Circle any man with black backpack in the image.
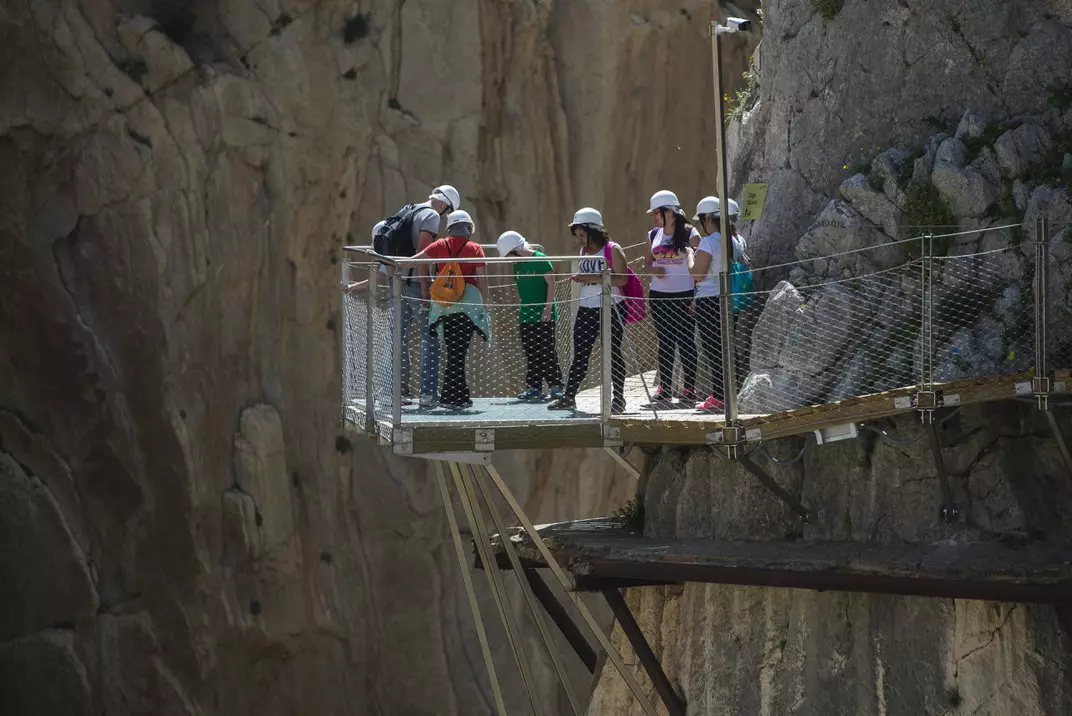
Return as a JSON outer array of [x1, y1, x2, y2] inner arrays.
[[372, 184, 460, 406]]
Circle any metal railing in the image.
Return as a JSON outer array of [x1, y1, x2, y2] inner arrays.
[[341, 218, 1069, 441]]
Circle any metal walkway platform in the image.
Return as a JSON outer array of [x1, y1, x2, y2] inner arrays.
[[344, 371, 1068, 454]]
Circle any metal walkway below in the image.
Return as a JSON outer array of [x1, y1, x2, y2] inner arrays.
[[487, 518, 1072, 605]]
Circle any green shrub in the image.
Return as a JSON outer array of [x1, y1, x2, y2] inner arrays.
[[727, 60, 759, 123]]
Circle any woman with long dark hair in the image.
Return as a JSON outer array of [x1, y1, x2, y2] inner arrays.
[[548, 208, 628, 413], [644, 189, 700, 404], [690, 196, 746, 412]]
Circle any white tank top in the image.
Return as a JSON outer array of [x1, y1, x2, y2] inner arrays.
[[649, 227, 699, 293], [577, 245, 623, 309]]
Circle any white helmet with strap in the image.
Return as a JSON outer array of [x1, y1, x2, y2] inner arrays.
[[647, 189, 681, 214], [430, 185, 461, 212], [568, 207, 604, 230], [692, 196, 741, 220], [446, 209, 474, 235]]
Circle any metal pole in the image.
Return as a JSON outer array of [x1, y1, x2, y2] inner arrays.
[[431, 462, 508, 716], [341, 259, 351, 419], [365, 263, 377, 433], [601, 266, 613, 422], [450, 463, 545, 716], [602, 589, 687, 716], [471, 467, 583, 716], [391, 274, 403, 428], [523, 569, 598, 673], [1036, 216, 1050, 408], [712, 21, 739, 423], [482, 463, 661, 716]]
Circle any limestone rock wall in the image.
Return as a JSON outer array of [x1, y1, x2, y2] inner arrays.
[[0, 1, 758, 715], [730, 0, 1072, 269], [589, 403, 1072, 716]]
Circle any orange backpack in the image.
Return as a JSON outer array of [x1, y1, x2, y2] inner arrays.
[[430, 239, 467, 306]]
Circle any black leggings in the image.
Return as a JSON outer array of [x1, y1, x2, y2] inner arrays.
[[696, 296, 723, 401], [520, 322, 563, 390], [564, 305, 624, 401], [649, 289, 697, 393], [440, 313, 476, 404]]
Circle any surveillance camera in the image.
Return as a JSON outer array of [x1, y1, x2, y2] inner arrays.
[[727, 17, 752, 32]]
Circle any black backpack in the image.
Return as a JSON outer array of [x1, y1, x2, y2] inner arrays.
[[372, 203, 421, 257]]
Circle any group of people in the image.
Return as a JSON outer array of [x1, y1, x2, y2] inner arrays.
[[347, 185, 749, 414]]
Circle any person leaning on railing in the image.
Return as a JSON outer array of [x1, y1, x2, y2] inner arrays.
[[644, 189, 701, 405], [344, 220, 388, 296], [549, 208, 628, 414], [496, 230, 565, 402], [689, 196, 746, 412], [414, 210, 489, 411]]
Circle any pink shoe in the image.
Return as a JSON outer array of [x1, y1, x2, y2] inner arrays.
[[652, 386, 672, 402], [696, 395, 725, 412]]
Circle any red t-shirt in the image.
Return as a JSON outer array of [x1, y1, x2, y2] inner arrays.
[[425, 237, 486, 287]]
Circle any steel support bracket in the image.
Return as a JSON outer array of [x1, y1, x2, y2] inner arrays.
[[603, 425, 624, 447], [392, 427, 413, 455], [475, 428, 495, 452]]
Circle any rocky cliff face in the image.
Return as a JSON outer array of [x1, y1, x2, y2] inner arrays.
[[0, 1, 757, 714], [589, 0, 1072, 713]]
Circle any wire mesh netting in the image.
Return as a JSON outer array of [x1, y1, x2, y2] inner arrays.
[[341, 220, 1061, 437], [1046, 221, 1072, 372], [341, 259, 613, 428]]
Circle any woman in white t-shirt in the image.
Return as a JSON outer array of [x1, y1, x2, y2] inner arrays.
[[690, 196, 747, 412], [548, 207, 628, 413], [644, 189, 700, 404]]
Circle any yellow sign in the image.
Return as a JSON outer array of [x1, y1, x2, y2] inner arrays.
[[740, 183, 769, 221]]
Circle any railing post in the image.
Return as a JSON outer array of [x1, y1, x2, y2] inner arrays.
[[1034, 216, 1051, 408], [712, 19, 739, 425], [365, 263, 377, 433], [340, 258, 351, 419], [392, 270, 403, 428], [915, 233, 935, 423], [600, 264, 613, 423]]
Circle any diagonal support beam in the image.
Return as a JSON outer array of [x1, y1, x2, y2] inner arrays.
[[449, 462, 545, 716], [1045, 410, 1072, 478], [524, 568, 598, 674], [602, 589, 686, 716], [926, 422, 959, 522], [737, 456, 812, 523], [430, 462, 507, 716], [483, 463, 662, 716], [470, 466, 583, 715]]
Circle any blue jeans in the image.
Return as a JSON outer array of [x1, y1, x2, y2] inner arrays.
[[398, 280, 439, 398]]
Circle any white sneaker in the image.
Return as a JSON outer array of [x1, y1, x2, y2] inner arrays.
[[419, 394, 439, 408]]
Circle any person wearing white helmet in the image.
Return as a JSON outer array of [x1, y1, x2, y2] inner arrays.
[[689, 196, 748, 412], [496, 230, 564, 401], [409, 209, 488, 410], [548, 208, 628, 413], [644, 189, 701, 404], [373, 184, 461, 405]]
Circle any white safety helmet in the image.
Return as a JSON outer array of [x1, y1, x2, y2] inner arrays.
[[496, 230, 528, 257], [692, 196, 741, 221], [568, 207, 604, 230], [370, 220, 386, 240], [429, 184, 461, 212], [647, 189, 681, 214], [446, 209, 475, 235]]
